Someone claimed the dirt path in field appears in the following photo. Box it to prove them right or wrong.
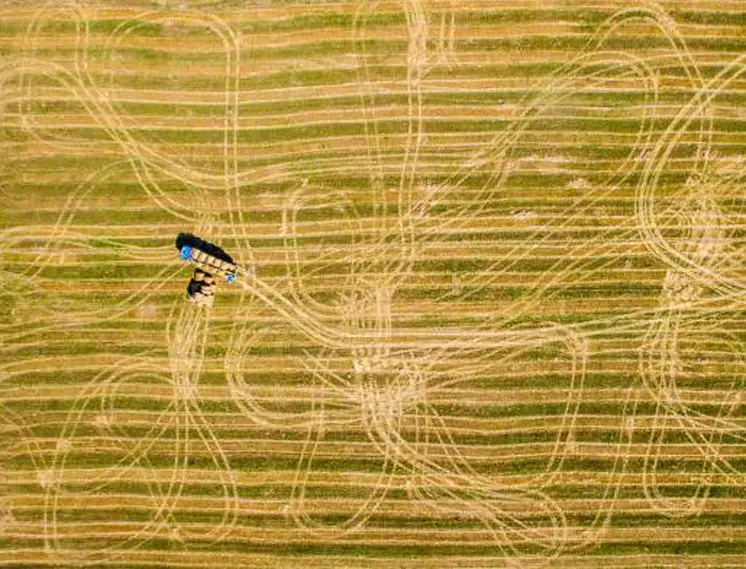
[3,1,746,567]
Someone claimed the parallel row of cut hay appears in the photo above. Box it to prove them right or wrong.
[2,1,746,567]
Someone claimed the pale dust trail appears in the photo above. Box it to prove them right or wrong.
[638,186,746,518]
[40,300,238,566]
[229,5,746,559]
[3,7,243,562]
[5,1,746,565]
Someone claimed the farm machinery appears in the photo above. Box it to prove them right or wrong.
[175,233,237,307]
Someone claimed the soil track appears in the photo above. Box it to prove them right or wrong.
[2,1,746,567]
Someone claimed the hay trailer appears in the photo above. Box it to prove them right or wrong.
[176,233,237,306]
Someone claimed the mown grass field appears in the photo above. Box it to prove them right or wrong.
[2,1,746,567]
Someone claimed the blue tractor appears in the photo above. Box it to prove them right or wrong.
[176,233,237,306]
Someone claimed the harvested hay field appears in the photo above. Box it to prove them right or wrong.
[2,0,746,567]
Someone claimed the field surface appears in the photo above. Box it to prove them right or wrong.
[2,0,746,567]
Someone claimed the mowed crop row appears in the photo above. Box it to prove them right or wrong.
[2,1,746,567]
